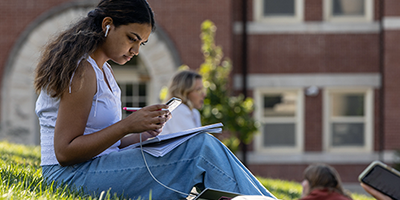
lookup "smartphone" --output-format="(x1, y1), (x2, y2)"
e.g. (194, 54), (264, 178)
(165, 97), (182, 112)
(358, 160), (400, 200)
(123, 98), (181, 112)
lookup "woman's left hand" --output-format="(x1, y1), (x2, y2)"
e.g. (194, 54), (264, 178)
(143, 129), (162, 140)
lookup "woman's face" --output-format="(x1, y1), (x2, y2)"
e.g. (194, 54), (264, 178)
(301, 179), (310, 197)
(187, 78), (206, 110)
(103, 23), (152, 65)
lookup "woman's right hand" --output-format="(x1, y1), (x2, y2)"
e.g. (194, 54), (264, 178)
(54, 61), (169, 166)
(122, 104), (170, 134)
(361, 183), (392, 200)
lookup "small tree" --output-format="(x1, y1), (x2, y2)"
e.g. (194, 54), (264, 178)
(198, 20), (259, 163)
(159, 20), (259, 164)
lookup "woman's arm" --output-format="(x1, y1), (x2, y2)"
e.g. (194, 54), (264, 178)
(54, 61), (168, 166)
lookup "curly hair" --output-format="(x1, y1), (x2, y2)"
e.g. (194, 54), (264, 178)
(34, 0), (155, 98)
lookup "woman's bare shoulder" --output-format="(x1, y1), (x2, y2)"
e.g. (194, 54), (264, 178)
(69, 59), (97, 94)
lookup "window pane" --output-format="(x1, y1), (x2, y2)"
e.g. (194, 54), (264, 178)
(125, 102), (133, 107)
(126, 84), (133, 96)
(333, 0), (365, 16)
(331, 123), (364, 146)
(119, 82), (147, 119)
(139, 102), (147, 107)
(139, 83), (146, 96)
(263, 0), (295, 16)
(263, 123), (295, 146)
(331, 93), (364, 116)
(263, 92), (297, 117)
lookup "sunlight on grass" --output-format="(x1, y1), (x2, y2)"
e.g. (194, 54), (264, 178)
(0, 141), (374, 200)
(258, 177), (302, 200)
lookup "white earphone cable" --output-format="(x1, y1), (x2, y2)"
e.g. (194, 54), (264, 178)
(139, 133), (196, 198)
(139, 132), (266, 198)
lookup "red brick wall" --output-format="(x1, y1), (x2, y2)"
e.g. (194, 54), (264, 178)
(332, 164), (371, 183)
(233, 34), (380, 74)
(0, 0), (71, 81)
(148, 0), (233, 70)
(304, 92), (323, 152)
(383, 30), (400, 150)
(250, 164), (308, 182)
(305, 0), (323, 21)
(374, 89), (382, 151)
(249, 163), (369, 183)
(232, 0), (254, 22)
(385, 0), (400, 16)
(0, 0), (233, 78)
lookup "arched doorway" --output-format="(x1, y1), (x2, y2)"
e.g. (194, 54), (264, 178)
(1, 1), (180, 145)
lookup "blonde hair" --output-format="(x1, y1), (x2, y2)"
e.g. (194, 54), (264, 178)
(303, 163), (352, 199)
(167, 70), (202, 110)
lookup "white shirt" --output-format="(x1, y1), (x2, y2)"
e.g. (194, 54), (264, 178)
(35, 57), (122, 165)
(160, 103), (201, 135)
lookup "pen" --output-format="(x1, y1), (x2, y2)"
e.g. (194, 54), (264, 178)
(123, 107), (169, 112)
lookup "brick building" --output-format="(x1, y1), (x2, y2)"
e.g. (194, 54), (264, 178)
(1, 0), (399, 190)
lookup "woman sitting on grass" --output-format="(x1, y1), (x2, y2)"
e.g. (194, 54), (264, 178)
(34, 0), (276, 199)
(300, 163), (352, 200)
(160, 70), (206, 135)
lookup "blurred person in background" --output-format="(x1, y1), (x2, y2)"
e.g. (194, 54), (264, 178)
(161, 70), (206, 134)
(300, 163), (352, 200)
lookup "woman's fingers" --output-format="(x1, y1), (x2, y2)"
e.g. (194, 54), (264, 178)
(146, 129), (161, 137)
(361, 183), (392, 200)
(125, 104), (170, 133)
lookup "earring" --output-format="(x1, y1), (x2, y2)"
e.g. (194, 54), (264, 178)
(104, 25), (110, 37)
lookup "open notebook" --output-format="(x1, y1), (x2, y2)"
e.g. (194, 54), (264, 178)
(119, 123), (223, 157)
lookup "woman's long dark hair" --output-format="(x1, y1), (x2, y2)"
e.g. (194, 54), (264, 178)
(34, 0), (155, 98)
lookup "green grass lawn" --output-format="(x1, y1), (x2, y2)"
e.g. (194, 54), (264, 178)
(0, 141), (373, 200)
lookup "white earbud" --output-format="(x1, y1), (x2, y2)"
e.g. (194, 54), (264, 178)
(104, 25), (110, 37)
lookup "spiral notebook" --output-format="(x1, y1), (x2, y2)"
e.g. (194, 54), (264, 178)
(119, 123), (223, 157)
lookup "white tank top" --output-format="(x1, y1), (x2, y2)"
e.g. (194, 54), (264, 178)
(35, 56), (122, 166)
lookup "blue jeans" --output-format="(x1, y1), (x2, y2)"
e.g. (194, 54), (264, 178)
(42, 133), (276, 200)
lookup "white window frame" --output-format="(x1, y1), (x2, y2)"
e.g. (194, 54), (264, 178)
(253, 0), (304, 23)
(254, 88), (304, 154)
(324, 0), (374, 23)
(323, 87), (374, 153)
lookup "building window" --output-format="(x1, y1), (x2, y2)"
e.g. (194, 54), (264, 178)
(253, 0), (304, 23)
(323, 88), (373, 153)
(119, 82), (147, 119)
(324, 0), (373, 22)
(255, 88), (304, 153)
(109, 57), (150, 119)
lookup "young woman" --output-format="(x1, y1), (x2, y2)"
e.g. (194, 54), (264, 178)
(161, 70), (205, 135)
(300, 163), (352, 200)
(34, 0), (276, 199)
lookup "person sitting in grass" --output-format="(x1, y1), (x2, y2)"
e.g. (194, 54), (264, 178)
(161, 70), (206, 135)
(299, 163), (352, 200)
(34, 0), (276, 199)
